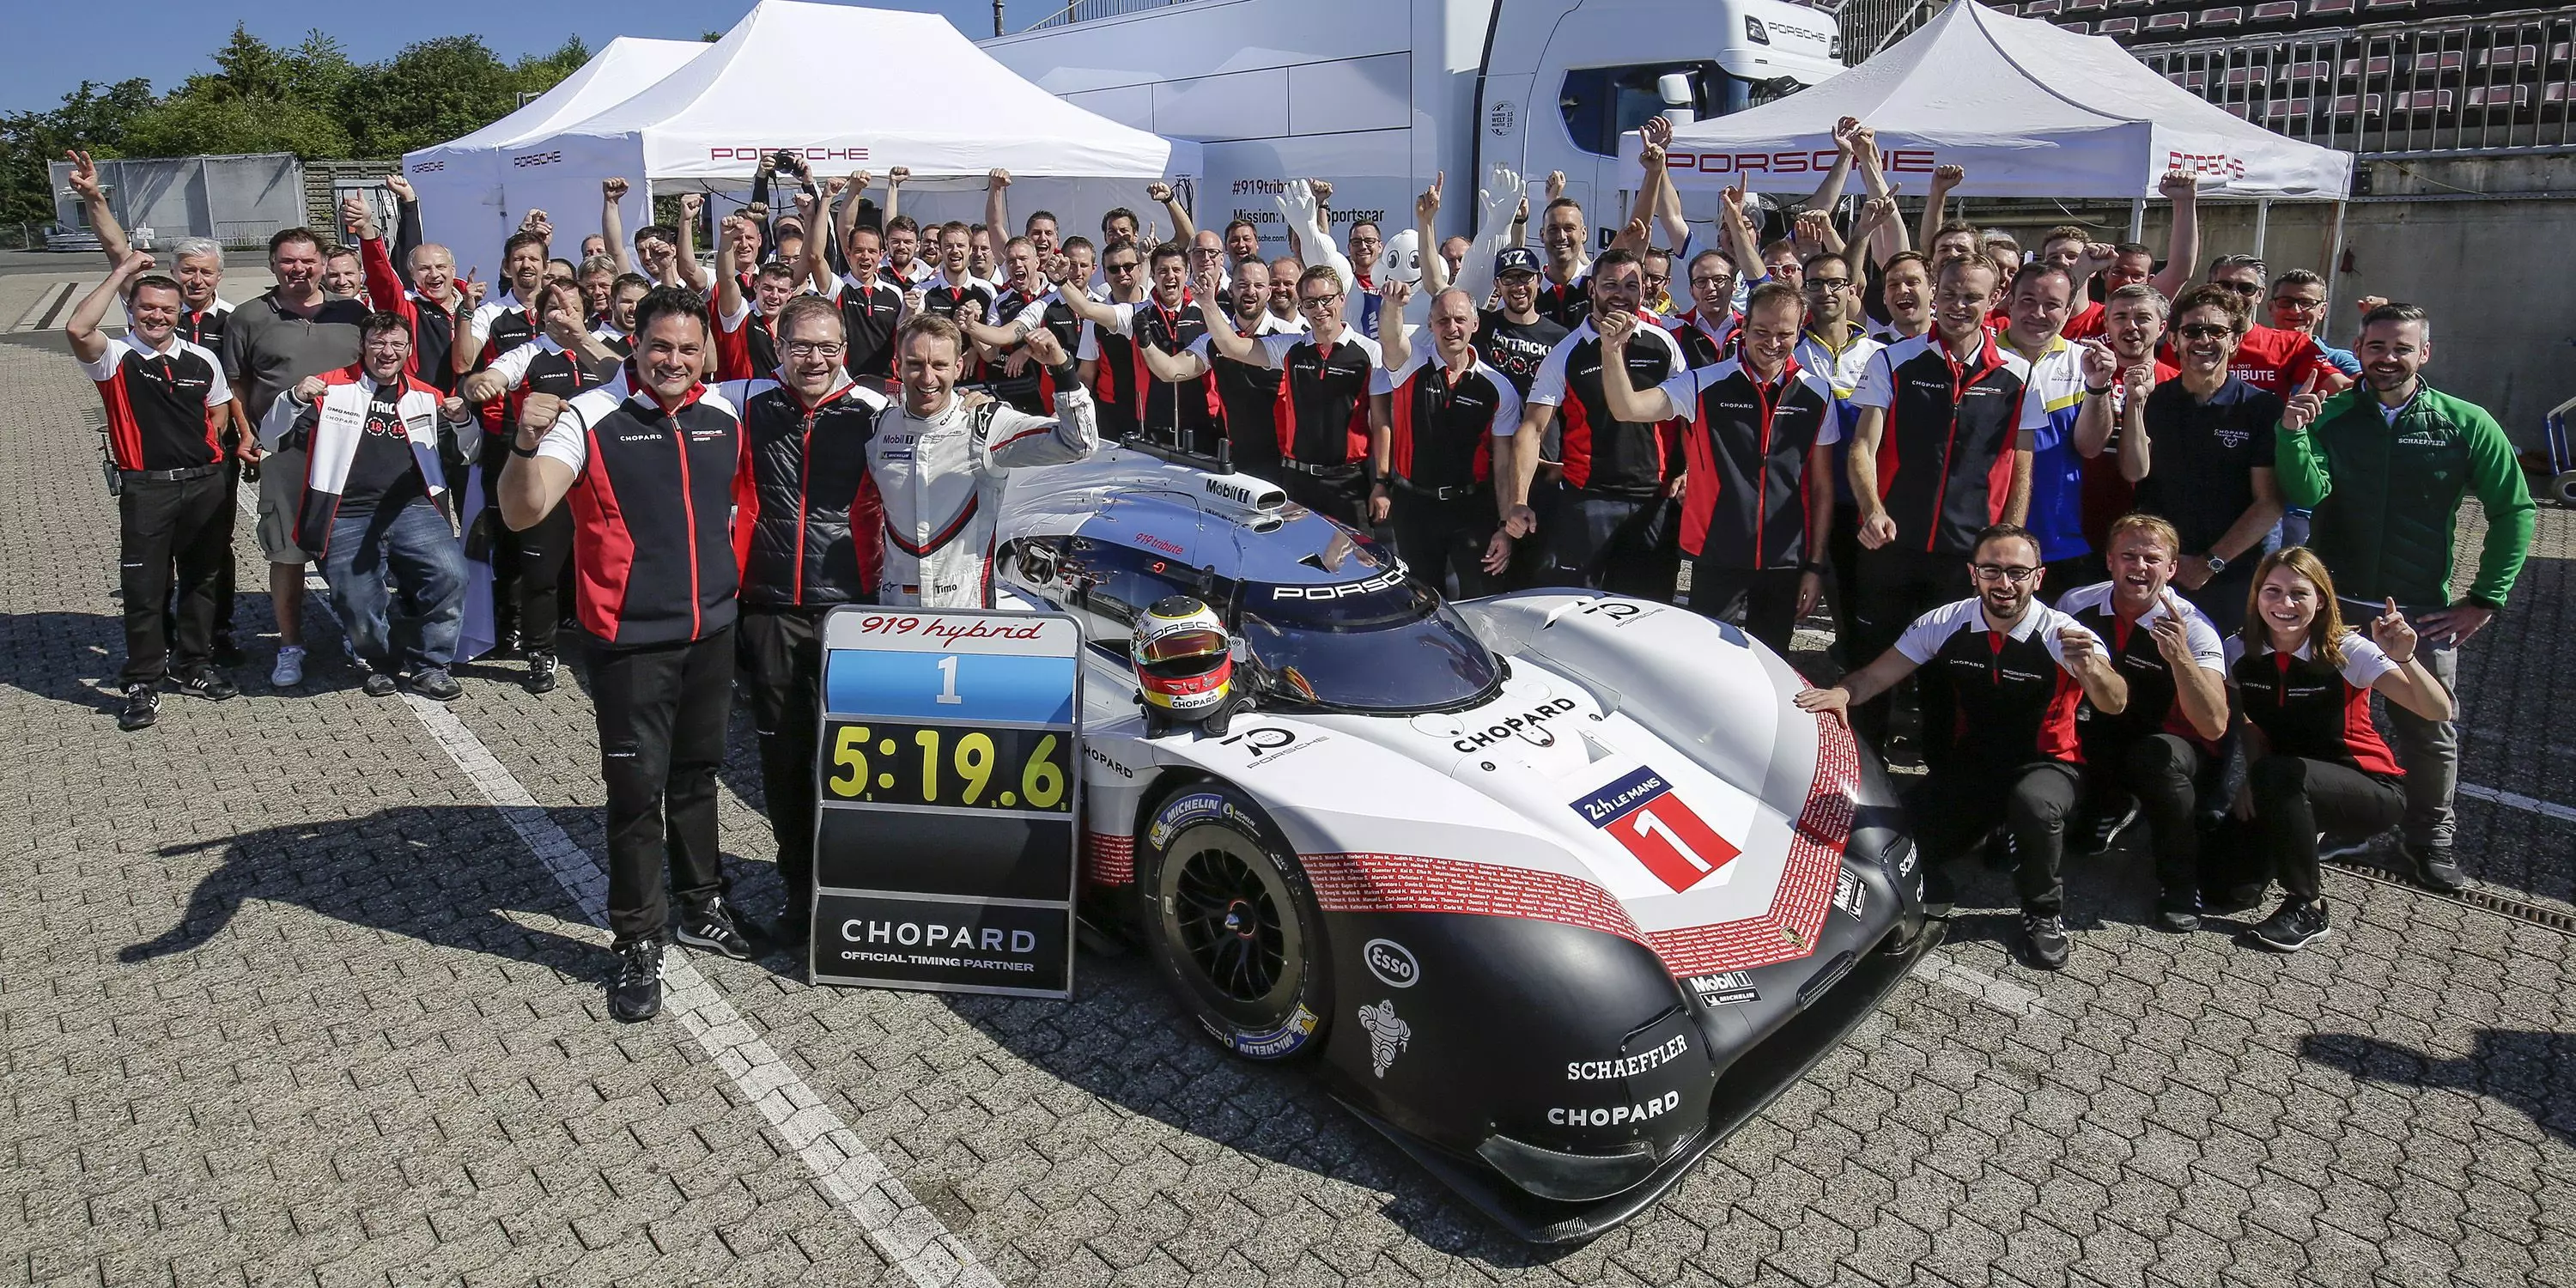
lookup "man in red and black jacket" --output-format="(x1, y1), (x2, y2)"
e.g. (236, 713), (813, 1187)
(66, 251), (242, 729)
(1797, 524), (2129, 970)
(1372, 286), (1522, 597)
(345, 191), (471, 397)
(1065, 241), (1223, 457)
(1598, 282), (1838, 654)
(1504, 250), (1686, 598)
(1194, 264), (1384, 530)
(1845, 256), (2044, 745)
(458, 278), (621, 687)
(713, 295), (889, 947)
(501, 286), (762, 1024)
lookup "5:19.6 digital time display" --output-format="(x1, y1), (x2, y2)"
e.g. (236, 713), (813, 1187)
(822, 719), (1072, 812)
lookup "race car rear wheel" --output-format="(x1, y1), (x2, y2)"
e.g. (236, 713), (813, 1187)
(1139, 783), (1333, 1062)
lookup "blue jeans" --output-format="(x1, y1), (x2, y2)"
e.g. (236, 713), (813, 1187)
(322, 501), (466, 674)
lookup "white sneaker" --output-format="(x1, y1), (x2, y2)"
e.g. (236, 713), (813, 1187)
(270, 645), (307, 687)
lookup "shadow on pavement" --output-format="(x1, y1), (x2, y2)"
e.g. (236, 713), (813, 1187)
(2300, 1029), (2576, 1149)
(119, 804), (610, 976)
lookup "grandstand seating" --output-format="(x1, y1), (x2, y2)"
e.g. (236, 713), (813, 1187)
(1965, 0), (2576, 152)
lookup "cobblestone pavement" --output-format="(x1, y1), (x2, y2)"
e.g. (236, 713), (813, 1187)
(3, 332), (2572, 1287)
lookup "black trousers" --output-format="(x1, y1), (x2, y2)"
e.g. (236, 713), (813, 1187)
(1508, 474), (1570, 590)
(515, 502), (574, 654)
(2249, 755), (2406, 902)
(1549, 487), (1674, 598)
(1826, 506), (1862, 667)
(2085, 732), (2207, 904)
(1910, 758), (2085, 914)
(1689, 563), (1804, 655)
(1853, 545), (1970, 751)
(118, 471), (234, 685)
(1283, 463), (1370, 532)
(737, 606), (828, 916)
(587, 627), (735, 947)
(1391, 485), (1497, 598)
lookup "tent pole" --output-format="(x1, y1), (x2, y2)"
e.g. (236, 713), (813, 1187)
(2128, 197), (2146, 242)
(2253, 198), (2271, 260)
(2319, 198), (2348, 324)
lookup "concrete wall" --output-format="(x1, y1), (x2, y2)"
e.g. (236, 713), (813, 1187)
(1970, 154), (2576, 447)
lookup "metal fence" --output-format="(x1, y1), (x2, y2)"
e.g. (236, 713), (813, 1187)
(1018, 0), (1191, 32)
(2131, 7), (2576, 154)
(45, 154), (305, 251)
(1830, 0), (1947, 61)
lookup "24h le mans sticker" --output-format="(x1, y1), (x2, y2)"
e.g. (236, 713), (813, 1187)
(1571, 767), (1742, 894)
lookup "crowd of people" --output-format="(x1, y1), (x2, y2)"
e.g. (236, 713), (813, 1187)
(60, 113), (2536, 1015)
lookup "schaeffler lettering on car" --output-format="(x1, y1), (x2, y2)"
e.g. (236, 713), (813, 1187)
(1549, 1091), (1683, 1127)
(1573, 768), (1743, 894)
(1450, 698), (1581, 752)
(1565, 1032), (1691, 1082)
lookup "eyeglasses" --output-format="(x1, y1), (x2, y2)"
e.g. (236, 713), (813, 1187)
(1643, 272), (1670, 288)
(1805, 277), (1853, 292)
(2273, 295), (2327, 310)
(2218, 281), (2264, 296)
(1691, 276), (1735, 291)
(786, 341), (845, 358)
(2176, 323), (2234, 340)
(1971, 563), (2040, 584)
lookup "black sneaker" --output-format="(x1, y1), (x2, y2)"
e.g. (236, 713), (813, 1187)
(117, 683), (160, 732)
(675, 896), (757, 962)
(2404, 842), (2467, 894)
(2079, 800), (2139, 856)
(172, 669), (239, 702)
(526, 652), (559, 695)
(773, 908), (812, 957)
(361, 671), (398, 698)
(407, 669), (463, 702)
(1984, 825), (2020, 872)
(2248, 897), (2332, 952)
(608, 939), (665, 1023)
(2153, 896), (2203, 934)
(2020, 911), (2071, 969)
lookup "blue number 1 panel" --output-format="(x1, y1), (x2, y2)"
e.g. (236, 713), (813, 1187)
(824, 649), (1078, 726)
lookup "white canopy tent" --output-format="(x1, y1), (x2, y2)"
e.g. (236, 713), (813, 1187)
(497, 1), (1200, 241)
(1637, 1), (2353, 200)
(403, 37), (708, 264)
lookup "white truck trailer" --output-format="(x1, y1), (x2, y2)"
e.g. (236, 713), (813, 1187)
(979, 0), (1846, 253)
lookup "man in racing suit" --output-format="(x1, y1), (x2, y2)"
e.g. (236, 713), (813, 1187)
(870, 315), (1097, 606)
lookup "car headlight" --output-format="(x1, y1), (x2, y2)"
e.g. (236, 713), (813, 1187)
(1745, 15), (1771, 44)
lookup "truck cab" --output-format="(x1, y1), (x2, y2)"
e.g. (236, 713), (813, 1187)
(981, 0), (1843, 256)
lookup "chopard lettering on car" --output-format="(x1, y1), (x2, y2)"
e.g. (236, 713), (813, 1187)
(1565, 1032), (1691, 1081)
(1363, 939), (1419, 988)
(1084, 746), (1135, 779)
(1549, 1091), (1683, 1127)
(1450, 698), (1579, 752)
(1271, 568), (1405, 598)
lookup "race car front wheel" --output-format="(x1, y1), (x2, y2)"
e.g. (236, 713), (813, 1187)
(1139, 782), (1333, 1062)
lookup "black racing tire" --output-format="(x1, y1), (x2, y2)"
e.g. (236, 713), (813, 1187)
(1136, 781), (1334, 1063)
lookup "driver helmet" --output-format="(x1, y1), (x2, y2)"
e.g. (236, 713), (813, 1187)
(1133, 596), (1232, 716)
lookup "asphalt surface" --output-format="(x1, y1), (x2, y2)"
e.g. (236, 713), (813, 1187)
(3, 267), (2573, 1286)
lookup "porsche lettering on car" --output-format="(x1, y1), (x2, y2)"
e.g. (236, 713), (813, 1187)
(979, 445), (1932, 1242)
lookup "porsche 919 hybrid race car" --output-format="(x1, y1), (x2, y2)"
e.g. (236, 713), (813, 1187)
(987, 447), (1935, 1242)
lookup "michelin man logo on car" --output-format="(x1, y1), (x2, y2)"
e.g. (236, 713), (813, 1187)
(1358, 999), (1412, 1078)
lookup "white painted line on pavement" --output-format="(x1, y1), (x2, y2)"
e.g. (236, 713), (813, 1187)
(2458, 781), (2576, 825)
(242, 494), (999, 1286)
(1915, 950), (2046, 1016)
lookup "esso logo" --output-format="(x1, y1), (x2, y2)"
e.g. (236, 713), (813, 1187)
(1364, 939), (1419, 988)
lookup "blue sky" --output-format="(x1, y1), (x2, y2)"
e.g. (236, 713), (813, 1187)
(6, 0), (1012, 114)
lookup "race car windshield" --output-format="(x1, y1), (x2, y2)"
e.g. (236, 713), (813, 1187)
(1236, 577), (1502, 713)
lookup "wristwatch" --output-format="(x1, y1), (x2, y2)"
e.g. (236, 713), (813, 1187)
(2203, 552), (2228, 574)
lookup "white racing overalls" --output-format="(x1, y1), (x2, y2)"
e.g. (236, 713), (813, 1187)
(868, 386), (1098, 606)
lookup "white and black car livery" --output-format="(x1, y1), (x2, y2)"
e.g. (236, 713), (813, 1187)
(990, 447), (1933, 1242)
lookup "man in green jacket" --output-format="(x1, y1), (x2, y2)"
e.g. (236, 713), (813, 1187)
(2275, 303), (2535, 892)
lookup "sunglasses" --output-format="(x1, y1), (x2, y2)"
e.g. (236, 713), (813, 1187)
(1105, 262), (1140, 274)
(1297, 295), (1342, 312)
(2218, 281), (2264, 296)
(2177, 323), (2234, 340)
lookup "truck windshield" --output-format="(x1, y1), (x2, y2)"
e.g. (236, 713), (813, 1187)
(1236, 577), (1504, 714)
(1558, 62), (1796, 156)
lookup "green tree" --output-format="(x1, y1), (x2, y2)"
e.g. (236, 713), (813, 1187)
(120, 92), (352, 161)
(0, 78), (155, 229)
(343, 35), (519, 160)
